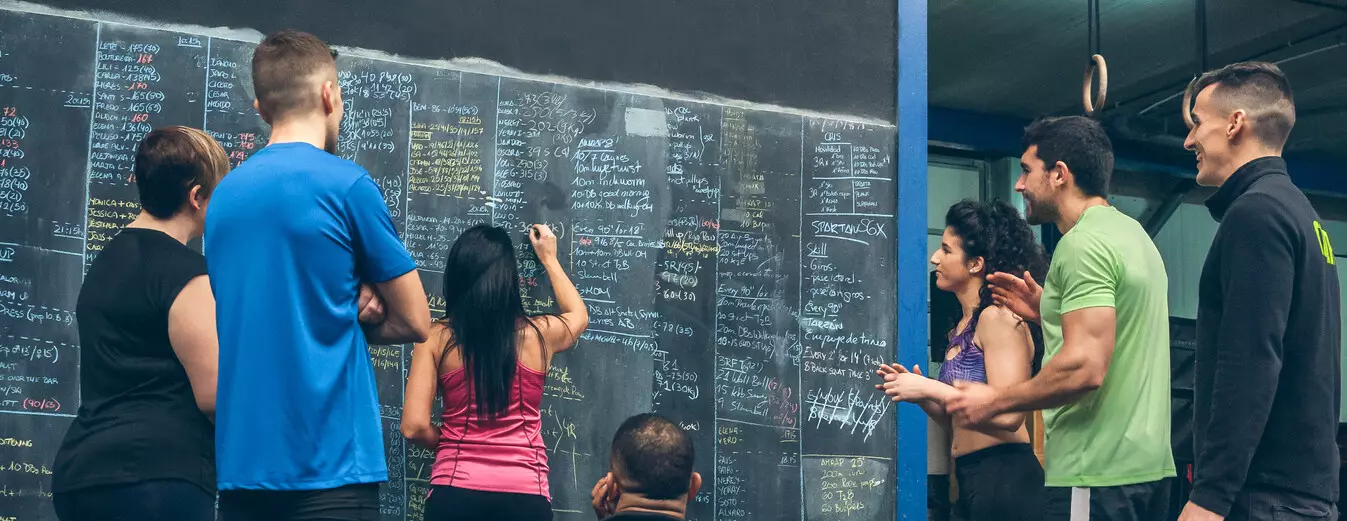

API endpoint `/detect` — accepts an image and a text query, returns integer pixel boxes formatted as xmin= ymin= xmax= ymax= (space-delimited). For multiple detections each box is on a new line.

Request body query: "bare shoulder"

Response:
xmin=978 ymin=304 xmax=1026 ymax=329
xmin=416 ymin=321 xmax=451 ymax=350
xmin=974 ymin=306 xmax=1033 ymax=360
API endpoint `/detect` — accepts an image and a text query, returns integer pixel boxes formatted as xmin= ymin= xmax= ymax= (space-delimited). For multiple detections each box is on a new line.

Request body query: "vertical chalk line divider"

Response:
xmin=403 ymin=71 xmax=414 ymax=521
xmin=77 ymin=21 xmax=104 ymax=405
xmin=202 ymin=38 xmax=211 ymax=137
xmin=200 ymin=36 xmax=219 ymax=511
xmin=491 ymin=76 xmax=501 ymax=228
xmin=797 ymin=115 xmax=806 ymax=520
xmin=895 ymin=0 xmax=930 ymax=519
xmin=712 ymin=103 xmax=723 ymax=516
xmin=200 ymin=36 xmax=211 ymax=258
xmin=81 ymin=22 xmax=101 ymax=278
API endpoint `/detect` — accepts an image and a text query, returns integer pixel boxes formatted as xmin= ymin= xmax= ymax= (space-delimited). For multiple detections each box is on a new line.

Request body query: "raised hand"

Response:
xmin=529 ymin=224 xmax=558 ymax=262
xmin=987 ymin=270 xmax=1043 ymax=323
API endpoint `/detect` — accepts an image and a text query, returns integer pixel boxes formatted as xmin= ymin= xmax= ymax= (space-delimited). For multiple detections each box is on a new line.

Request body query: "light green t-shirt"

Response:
xmin=1040 ymin=205 xmax=1176 ymax=487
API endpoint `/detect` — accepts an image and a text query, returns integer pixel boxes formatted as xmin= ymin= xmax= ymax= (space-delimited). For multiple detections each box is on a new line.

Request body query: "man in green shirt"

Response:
xmin=946 ymin=116 xmax=1176 ymax=521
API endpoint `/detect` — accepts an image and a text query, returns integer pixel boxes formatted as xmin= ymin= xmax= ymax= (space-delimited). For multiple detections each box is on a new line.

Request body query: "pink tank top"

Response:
xmin=430 ymin=361 xmax=550 ymax=499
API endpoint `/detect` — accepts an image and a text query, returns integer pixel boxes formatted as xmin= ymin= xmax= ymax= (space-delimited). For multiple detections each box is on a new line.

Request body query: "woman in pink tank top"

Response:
xmin=400 ymin=223 xmax=589 ymax=521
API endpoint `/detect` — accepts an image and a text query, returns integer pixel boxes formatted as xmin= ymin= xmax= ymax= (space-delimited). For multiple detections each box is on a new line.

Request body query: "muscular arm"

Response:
xmin=993 ymin=306 xmax=1114 ymax=413
xmin=346 ymin=176 xmax=430 ymax=344
xmin=364 ymin=271 xmax=431 ymax=345
xmin=994 ymin=229 xmax=1119 ymax=414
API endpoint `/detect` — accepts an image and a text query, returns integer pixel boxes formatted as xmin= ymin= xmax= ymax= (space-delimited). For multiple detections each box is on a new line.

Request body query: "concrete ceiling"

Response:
xmin=930 ymin=0 xmax=1347 ymax=163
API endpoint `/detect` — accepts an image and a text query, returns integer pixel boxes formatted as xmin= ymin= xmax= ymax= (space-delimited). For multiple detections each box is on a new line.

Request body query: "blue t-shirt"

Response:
xmin=204 ymin=142 xmax=416 ymax=490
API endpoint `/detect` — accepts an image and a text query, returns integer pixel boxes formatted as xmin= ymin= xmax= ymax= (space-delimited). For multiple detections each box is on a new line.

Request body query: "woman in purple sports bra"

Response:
xmin=876 ymin=200 xmax=1049 ymax=521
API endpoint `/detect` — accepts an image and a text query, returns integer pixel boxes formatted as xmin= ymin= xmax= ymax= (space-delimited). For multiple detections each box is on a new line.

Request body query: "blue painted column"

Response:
xmin=896 ymin=0 xmax=929 ymax=519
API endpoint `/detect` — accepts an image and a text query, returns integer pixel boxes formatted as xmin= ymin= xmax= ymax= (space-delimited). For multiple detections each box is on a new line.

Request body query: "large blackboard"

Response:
xmin=29 ymin=0 xmax=897 ymax=121
xmin=0 ymin=7 xmax=899 ymax=521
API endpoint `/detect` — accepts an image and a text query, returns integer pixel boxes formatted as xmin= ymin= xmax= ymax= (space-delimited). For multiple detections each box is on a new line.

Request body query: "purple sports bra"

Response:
xmin=937 ymin=315 xmax=988 ymax=385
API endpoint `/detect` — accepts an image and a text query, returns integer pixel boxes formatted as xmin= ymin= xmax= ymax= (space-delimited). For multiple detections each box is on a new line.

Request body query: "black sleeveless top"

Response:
xmin=51 ymin=228 xmax=214 ymax=493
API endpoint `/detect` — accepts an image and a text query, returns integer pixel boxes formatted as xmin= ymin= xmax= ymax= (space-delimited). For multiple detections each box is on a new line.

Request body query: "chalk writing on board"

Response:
xmin=409 ymin=119 xmax=485 ymax=198
xmin=814 ymin=456 xmax=885 ymax=516
xmin=84 ymin=27 xmax=207 ymax=267
xmin=0 ymin=433 xmax=57 ymax=505
xmin=88 ymin=40 xmax=166 ymax=184
xmin=716 ymin=424 xmax=801 ymax=520
xmin=202 ymin=39 xmax=270 ymax=167
xmin=84 ymin=197 xmax=137 ymax=258
xmin=379 ymin=418 xmax=405 ymax=518
xmin=0 ymin=8 xmax=905 ymax=520
xmin=0 ymin=106 xmax=28 ymax=216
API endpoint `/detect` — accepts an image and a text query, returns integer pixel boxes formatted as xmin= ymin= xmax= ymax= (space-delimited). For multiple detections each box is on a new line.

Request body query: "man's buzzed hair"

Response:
xmin=1192 ymin=61 xmax=1296 ymax=150
xmin=252 ymin=30 xmax=339 ymax=123
xmin=610 ymin=413 xmax=695 ymax=500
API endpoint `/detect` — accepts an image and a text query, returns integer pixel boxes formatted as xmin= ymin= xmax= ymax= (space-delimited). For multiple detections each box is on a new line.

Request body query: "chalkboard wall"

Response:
xmin=29 ymin=0 xmax=898 ymax=121
xmin=0 ymin=5 xmax=899 ymax=521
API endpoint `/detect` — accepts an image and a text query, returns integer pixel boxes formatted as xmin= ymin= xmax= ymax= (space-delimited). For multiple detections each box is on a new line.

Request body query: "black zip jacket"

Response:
xmin=1192 ymin=156 xmax=1341 ymax=516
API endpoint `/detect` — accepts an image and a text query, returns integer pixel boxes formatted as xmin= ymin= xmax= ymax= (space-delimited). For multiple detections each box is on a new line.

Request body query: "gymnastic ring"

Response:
xmin=1083 ymin=54 xmax=1108 ymax=116
xmin=1181 ymin=75 xmax=1198 ymax=129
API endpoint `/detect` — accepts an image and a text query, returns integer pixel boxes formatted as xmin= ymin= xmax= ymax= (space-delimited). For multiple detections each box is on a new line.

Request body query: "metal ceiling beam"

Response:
xmin=929 ymin=106 xmax=1347 ymax=196
xmin=1145 ymin=180 xmax=1197 ymax=237
xmin=1291 ymin=0 xmax=1347 ymax=14
xmin=1196 ymin=0 xmax=1208 ymax=71
xmin=1105 ymin=19 xmax=1347 ymax=114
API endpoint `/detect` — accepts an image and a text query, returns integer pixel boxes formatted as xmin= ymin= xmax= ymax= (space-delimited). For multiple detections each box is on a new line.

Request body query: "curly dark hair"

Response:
xmin=944 ymin=199 xmax=1050 ymax=373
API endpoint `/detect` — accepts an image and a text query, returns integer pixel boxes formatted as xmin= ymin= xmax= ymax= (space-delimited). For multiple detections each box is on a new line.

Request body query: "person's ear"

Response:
xmin=1050 ymin=161 xmax=1069 ymax=188
xmin=188 ymin=184 xmax=204 ymax=212
xmin=967 ymin=256 xmax=984 ymax=275
xmin=321 ymin=80 xmax=338 ymax=116
xmin=1227 ymin=109 xmax=1247 ymax=142
xmin=687 ymin=471 xmax=703 ymax=501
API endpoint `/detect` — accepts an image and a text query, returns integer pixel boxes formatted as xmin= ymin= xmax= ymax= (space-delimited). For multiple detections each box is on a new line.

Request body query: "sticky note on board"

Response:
xmin=624 ymin=108 xmax=667 ymax=138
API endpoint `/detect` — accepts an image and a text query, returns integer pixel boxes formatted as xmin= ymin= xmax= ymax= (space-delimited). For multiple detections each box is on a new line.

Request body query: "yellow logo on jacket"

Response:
xmin=1314 ymin=221 xmax=1335 ymax=265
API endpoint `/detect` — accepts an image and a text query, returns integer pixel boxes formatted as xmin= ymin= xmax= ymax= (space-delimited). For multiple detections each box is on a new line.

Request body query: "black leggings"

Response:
xmin=53 ymin=479 xmax=215 ymax=521
xmin=219 ymin=482 xmax=379 ymax=521
xmin=425 ymin=485 xmax=552 ymax=521
xmin=953 ymin=443 xmax=1046 ymax=521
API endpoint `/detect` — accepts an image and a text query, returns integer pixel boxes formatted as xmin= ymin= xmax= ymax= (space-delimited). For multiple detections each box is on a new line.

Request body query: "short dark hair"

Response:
xmin=1021 ymin=115 xmax=1114 ymax=197
xmin=252 ymin=30 xmax=339 ymax=122
xmin=1191 ymin=61 xmax=1295 ymax=149
xmin=134 ymin=126 xmax=229 ymax=218
xmin=610 ymin=413 xmax=695 ymax=500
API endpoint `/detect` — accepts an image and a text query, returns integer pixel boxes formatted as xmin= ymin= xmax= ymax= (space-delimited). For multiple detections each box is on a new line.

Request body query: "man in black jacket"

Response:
xmin=1179 ymin=60 xmax=1342 ymax=521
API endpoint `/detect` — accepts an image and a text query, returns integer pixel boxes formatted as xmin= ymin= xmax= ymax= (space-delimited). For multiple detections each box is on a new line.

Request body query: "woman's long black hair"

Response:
xmin=440 ymin=224 xmax=545 ymax=418
xmin=944 ymin=199 xmax=1051 ymax=373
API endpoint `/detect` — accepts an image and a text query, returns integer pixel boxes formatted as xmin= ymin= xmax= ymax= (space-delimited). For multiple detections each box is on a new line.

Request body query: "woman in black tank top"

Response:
xmin=50 ymin=127 xmax=230 ymax=521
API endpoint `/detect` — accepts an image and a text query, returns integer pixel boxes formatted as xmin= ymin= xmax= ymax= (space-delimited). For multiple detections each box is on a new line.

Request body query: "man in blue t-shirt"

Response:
xmin=204 ymin=30 xmax=430 ymax=520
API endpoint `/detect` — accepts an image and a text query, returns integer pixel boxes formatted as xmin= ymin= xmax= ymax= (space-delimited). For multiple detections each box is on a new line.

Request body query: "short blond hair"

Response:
xmin=133 ymin=126 xmax=230 ymax=218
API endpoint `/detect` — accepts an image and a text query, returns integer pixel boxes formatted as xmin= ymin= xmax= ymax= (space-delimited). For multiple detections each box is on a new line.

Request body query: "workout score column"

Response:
xmin=713 ymin=108 xmax=802 ymax=521
xmin=402 ymin=69 xmax=498 ymax=521
xmin=84 ymin=25 xmax=205 ymax=268
xmin=335 ymin=56 xmax=421 ymax=521
xmin=0 ymin=11 xmax=97 ymax=518
xmin=202 ymin=37 xmax=269 ymax=168
xmin=649 ymin=101 xmax=720 ymax=521
xmin=799 ymin=117 xmax=897 ymax=520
